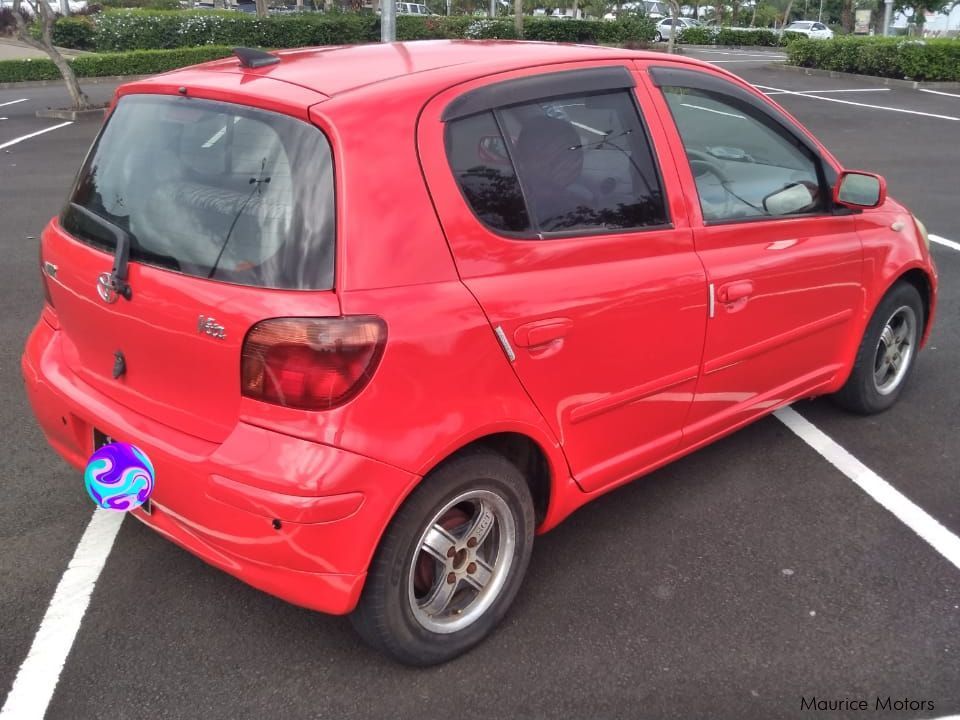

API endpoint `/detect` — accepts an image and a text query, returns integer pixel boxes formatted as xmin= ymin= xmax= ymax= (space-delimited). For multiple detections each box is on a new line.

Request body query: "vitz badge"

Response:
xmin=197 ymin=315 xmax=226 ymax=340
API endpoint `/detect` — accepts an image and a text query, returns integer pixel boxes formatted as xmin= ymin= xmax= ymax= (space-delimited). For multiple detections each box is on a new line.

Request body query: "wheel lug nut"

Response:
xmin=467 ymin=537 xmax=478 ymax=548
xmin=467 ymin=562 xmax=477 ymax=574
xmin=446 ymin=572 xmax=456 ymax=584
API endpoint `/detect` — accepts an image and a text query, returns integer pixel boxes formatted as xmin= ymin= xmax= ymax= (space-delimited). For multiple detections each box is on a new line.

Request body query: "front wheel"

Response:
xmin=350 ymin=451 xmax=535 ymax=666
xmin=654 ymin=31 xmax=663 ymax=42
xmin=832 ymin=282 xmax=924 ymax=414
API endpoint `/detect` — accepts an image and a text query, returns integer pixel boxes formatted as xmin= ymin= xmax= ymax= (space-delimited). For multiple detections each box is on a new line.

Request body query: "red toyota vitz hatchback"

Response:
xmin=23 ymin=41 xmax=937 ymax=665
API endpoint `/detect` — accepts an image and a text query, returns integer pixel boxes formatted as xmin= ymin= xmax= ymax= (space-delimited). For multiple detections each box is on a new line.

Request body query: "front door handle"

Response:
xmin=514 ymin=318 xmax=572 ymax=348
xmin=717 ymin=281 xmax=754 ymax=304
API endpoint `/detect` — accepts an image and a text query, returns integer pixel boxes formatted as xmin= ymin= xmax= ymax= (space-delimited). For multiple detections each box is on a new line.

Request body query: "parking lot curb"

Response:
xmin=0 ymin=74 xmax=152 ymax=90
xmin=678 ymin=44 xmax=788 ymax=52
xmin=766 ymin=63 xmax=960 ymax=90
xmin=35 ymin=106 xmax=109 ymax=120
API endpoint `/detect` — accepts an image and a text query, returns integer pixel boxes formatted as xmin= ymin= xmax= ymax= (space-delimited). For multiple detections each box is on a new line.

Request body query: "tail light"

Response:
xmin=241 ymin=317 xmax=387 ymax=410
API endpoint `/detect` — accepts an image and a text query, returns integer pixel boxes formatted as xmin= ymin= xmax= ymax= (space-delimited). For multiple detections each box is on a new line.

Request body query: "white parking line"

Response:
xmin=695 ymin=50 xmax=787 ymax=58
xmin=0 ymin=122 xmax=73 ymax=152
xmin=775 ymin=407 xmax=960 ymax=573
xmin=919 ymin=88 xmax=960 ymax=99
xmin=930 ymin=234 xmax=960 ymax=252
xmin=796 ymin=88 xmax=891 ymax=94
xmin=0 ymin=509 xmax=124 ymax=720
xmin=0 ymin=98 xmax=28 ymax=108
xmin=754 ymin=84 xmax=960 ymax=121
xmin=763 ymin=88 xmax=891 ymax=96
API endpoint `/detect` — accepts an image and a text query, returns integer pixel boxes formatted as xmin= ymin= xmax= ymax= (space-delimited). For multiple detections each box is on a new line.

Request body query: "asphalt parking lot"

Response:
xmin=1 ymin=49 xmax=958 ymax=720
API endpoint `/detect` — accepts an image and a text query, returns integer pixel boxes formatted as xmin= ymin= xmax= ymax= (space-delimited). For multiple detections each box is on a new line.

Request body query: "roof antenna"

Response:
xmin=233 ymin=47 xmax=280 ymax=69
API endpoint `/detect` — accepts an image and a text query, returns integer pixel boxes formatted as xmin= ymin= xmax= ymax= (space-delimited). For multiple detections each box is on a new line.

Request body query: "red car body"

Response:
xmin=22 ymin=42 xmax=937 ymax=617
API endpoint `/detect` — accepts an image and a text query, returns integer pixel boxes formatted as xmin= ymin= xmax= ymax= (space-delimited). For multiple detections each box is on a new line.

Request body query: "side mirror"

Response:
xmin=834 ymin=170 xmax=886 ymax=209
xmin=762 ymin=182 xmax=816 ymax=216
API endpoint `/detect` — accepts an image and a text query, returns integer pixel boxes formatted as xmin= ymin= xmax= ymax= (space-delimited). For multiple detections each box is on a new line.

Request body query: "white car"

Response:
xmin=784 ymin=20 xmax=834 ymax=39
xmin=654 ymin=17 xmax=700 ymax=42
xmin=396 ymin=2 xmax=435 ymax=15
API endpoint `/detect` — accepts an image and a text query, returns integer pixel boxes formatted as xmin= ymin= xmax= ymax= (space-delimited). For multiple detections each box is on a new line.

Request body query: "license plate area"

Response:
xmin=92 ymin=427 xmax=114 ymax=451
xmin=91 ymin=428 xmax=152 ymax=515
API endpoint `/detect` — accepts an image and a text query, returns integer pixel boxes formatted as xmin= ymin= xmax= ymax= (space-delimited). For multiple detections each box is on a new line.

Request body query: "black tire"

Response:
xmin=350 ymin=450 xmax=535 ymax=666
xmin=832 ymin=282 xmax=924 ymax=415
xmin=654 ymin=31 xmax=663 ymax=42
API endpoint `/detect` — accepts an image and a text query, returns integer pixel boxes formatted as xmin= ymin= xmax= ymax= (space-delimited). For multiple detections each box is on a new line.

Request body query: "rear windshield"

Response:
xmin=62 ymin=94 xmax=335 ymax=290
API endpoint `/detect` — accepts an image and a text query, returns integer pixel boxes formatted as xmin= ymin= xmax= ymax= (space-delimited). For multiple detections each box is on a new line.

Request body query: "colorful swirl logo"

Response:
xmin=84 ymin=442 xmax=155 ymax=511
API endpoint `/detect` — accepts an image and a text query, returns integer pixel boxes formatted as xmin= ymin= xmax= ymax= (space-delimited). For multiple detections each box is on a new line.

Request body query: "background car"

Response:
xmin=376 ymin=2 xmax=435 ymax=14
xmin=784 ymin=20 xmax=834 ymax=38
xmin=654 ymin=16 xmax=700 ymax=41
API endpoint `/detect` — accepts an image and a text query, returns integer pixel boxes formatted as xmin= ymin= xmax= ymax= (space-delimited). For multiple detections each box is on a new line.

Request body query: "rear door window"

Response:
xmin=63 ymin=94 xmax=335 ymax=290
xmin=445 ymin=88 xmax=668 ymax=236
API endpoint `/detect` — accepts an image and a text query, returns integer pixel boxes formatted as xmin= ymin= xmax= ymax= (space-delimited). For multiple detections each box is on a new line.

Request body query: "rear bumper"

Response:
xmin=21 ymin=316 xmax=419 ymax=615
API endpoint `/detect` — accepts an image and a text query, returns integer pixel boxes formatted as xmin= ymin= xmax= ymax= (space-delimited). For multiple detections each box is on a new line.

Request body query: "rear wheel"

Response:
xmin=654 ymin=31 xmax=663 ymax=42
xmin=350 ymin=451 xmax=535 ymax=666
xmin=832 ymin=282 xmax=924 ymax=414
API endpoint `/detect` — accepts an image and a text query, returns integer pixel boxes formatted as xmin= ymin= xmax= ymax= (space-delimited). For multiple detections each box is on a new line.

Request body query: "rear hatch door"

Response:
xmin=43 ymin=92 xmax=338 ymax=443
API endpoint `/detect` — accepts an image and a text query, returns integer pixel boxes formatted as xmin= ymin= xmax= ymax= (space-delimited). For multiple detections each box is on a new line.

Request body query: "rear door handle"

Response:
xmin=717 ymin=281 xmax=754 ymax=304
xmin=514 ymin=318 xmax=572 ymax=348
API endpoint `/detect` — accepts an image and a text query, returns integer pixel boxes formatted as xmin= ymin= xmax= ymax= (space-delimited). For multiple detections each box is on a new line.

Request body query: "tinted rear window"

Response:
xmin=63 ymin=95 xmax=335 ymax=290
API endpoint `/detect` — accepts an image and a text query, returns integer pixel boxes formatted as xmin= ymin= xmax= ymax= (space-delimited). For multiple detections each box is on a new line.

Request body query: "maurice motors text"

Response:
xmin=801 ymin=697 xmax=935 ymax=712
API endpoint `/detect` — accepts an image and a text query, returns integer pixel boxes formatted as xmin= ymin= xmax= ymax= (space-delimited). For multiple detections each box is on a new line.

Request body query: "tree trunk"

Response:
xmin=750 ymin=0 xmax=757 ymax=26
xmin=666 ymin=0 xmax=679 ymax=53
xmin=571 ymin=0 xmax=578 ymax=18
xmin=840 ymin=0 xmax=853 ymax=31
xmin=781 ymin=0 xmax=794 ymax=27
xmin=13 ymin=0 xmax=89 ymax=110
xmin=255 ymin=0 xmax=268 ymax=16
xmin=514 ymin=0 xmax=523 ymax=34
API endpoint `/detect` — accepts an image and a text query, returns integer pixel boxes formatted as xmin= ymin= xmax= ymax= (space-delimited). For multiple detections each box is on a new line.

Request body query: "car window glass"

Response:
xmin=446 ymin=111 xmax=531 ymax=233
xmin=662 ymin=19 xmax=672 ymax=25
xmin=660 ymin=86 xmax=824 ymax=222
xmin=64 ymin=94 xmax=335 ymax=289
xmin=496 ymin=89 xmax=668 ymax=234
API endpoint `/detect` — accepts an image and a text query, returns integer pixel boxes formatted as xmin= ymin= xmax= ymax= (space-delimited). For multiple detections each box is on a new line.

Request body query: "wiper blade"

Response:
xmin=69 ymin=202 xmax=133 ymax=301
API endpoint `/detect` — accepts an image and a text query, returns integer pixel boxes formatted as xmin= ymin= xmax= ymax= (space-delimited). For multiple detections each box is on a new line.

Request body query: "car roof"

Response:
xmin=149 ymin=40 xmax=691 ymax=99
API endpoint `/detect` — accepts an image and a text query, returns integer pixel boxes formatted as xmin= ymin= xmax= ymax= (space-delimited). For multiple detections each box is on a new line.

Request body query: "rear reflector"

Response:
xmin=39 ymin=243 xmax=54 ymax=308
xmin=241 ymin=317 xmax=386 ymax=410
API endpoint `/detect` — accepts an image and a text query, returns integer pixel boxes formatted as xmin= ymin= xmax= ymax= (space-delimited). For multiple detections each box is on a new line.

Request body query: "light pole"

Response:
xmin=817 ymin=0 xmax=823 ymax=22
xmin=381 ymin=0 xmax=396 ymax=41
xmin=883 ymin=0 xmax=893 ymax=35
xmin=490 ymin=0 xmax=496 ymax=16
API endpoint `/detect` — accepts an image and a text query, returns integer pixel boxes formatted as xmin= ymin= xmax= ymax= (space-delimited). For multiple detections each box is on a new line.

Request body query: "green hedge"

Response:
xmin=0 ymin=45 xmax=234 ymax=83
xmin=677 ymin=25 xmax=804 ymax=47
xmin=55 ymin=9 xmax=655 ymax=51
xmin=787 ymin=37 xmax=960 ymax=81
xmin=52 ymin=16 xmax=97 ymax=50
